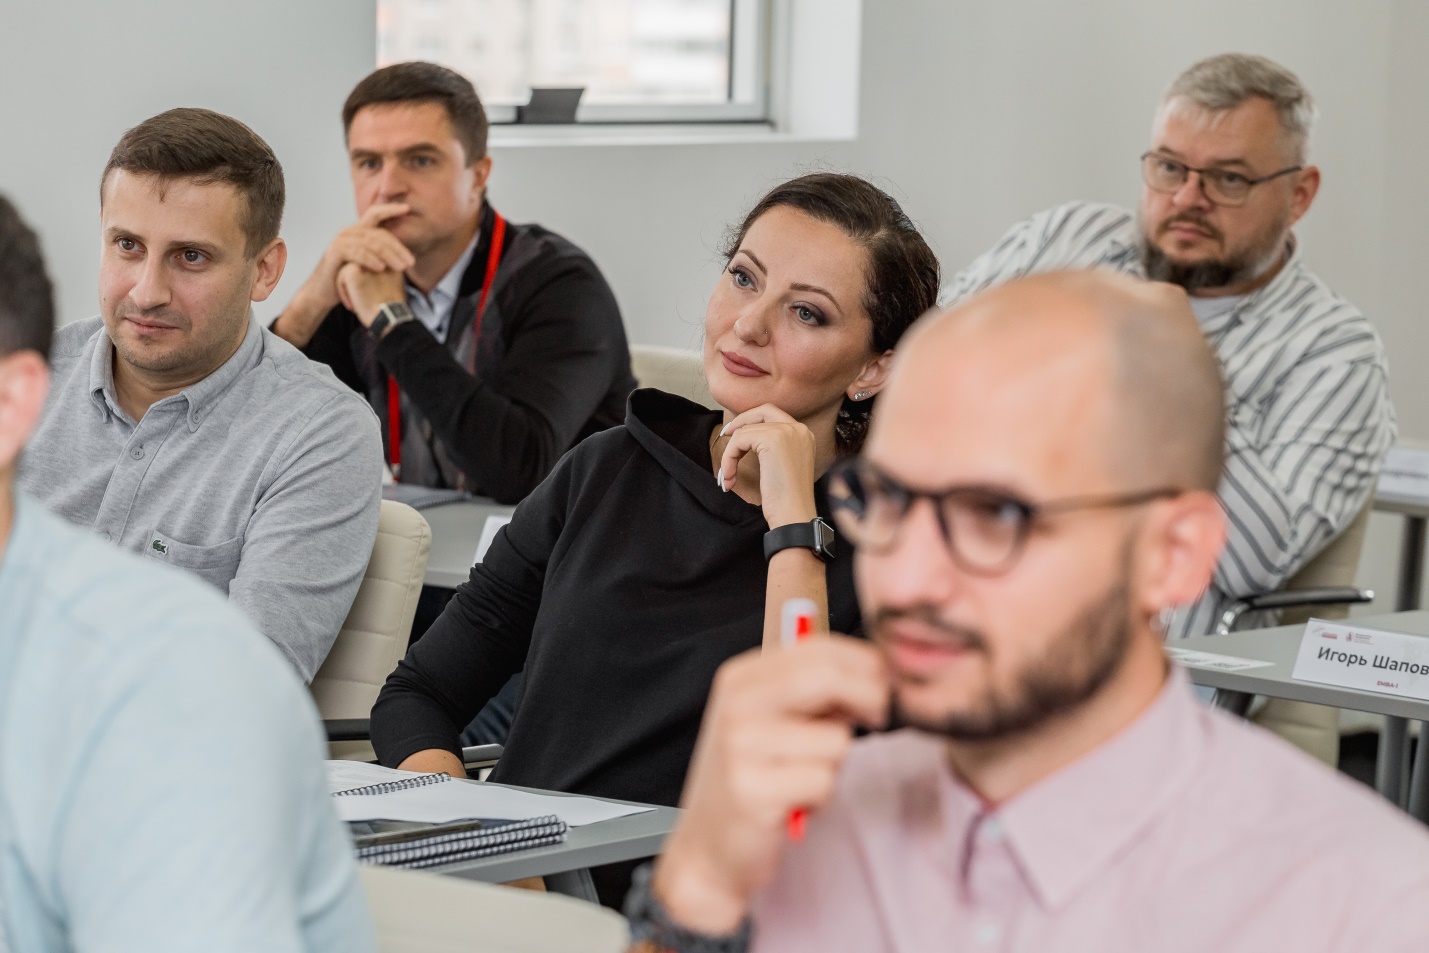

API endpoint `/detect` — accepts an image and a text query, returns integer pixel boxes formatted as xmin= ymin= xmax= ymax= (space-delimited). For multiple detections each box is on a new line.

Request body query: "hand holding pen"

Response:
xmin=650 ymin=629 xmax=889 ymax=937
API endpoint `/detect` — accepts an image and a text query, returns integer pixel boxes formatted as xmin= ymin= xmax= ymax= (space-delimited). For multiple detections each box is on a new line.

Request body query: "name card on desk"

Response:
xmin=1377 ymin=446 xmax=1429 ymax=502
xmin=472 ymin=514 xmax=513 ymax=565
xmin=1165 ymin=647 xmax=1273 ymax=672
xmin=1291 ymin=619 xmax=1429 ymax=701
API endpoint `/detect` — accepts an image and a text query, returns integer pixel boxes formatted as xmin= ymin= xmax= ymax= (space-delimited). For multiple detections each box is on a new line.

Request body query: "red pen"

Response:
xmin=781 ymin=598 xmax=818 ymax=841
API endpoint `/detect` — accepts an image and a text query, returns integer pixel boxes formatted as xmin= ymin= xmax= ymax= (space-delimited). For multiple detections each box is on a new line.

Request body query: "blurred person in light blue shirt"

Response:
xmin=0 ymin=195 xmax=375 ymax=952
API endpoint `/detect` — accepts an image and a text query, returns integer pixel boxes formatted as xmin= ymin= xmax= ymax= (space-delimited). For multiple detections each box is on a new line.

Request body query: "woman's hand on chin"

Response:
xmin=716 ymin=404 xmax=818 ymax=529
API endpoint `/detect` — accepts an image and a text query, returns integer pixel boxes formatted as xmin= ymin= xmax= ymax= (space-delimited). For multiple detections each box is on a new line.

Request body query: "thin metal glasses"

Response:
xmin=827 ymin=458 xmax=1182 ymax=576
xmin=1140 ymin=152 xmax=1302 ymax=207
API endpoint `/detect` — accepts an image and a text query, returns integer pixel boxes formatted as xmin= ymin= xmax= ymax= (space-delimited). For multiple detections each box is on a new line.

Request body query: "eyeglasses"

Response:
xmin=827 ymin=458 xmax=1182 ymax=576
xmin=1140 ymin=152 xmax=1302 ymax=207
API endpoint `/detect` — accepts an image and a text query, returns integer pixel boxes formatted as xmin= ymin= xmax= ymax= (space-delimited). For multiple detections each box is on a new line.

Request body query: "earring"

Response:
xmin=851 ymin=391 xmax=872 ymax=401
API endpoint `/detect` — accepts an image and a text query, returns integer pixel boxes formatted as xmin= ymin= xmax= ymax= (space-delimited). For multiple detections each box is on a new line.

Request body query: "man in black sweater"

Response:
xmin=273 ymin=62 xmax=635 ymax=504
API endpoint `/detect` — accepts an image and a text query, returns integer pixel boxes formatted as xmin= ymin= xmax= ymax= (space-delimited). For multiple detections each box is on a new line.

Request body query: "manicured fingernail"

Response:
xmin=719 ymin=423 xmax=731 ymax=436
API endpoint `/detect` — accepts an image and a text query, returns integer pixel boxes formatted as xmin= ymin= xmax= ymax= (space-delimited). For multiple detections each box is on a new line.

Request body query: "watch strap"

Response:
xmin=369 ymin=301 xmax=415 ymax=341
xmin=624 ymin=863 xmax=752 ymax=953
xmin=763 ymin=517 xmax=835 ymax=563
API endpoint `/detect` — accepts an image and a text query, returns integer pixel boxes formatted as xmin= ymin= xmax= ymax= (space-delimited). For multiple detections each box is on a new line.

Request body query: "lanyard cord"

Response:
xmin=388 ymin=212 xmax=507 ymax=481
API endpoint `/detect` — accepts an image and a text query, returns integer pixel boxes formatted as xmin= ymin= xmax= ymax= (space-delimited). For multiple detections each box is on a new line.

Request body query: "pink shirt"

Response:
xmin=750 ymin=669 xmax=1429 ymax=952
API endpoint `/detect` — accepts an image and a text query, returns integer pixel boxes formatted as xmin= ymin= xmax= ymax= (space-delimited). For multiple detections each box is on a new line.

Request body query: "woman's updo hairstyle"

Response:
xmin=722 ymin=172 xmax=940 ymax=455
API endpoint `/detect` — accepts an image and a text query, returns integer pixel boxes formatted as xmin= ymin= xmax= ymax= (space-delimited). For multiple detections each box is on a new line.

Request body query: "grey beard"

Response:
xmin=1140 ymin=233 xmax=1288 ymax=294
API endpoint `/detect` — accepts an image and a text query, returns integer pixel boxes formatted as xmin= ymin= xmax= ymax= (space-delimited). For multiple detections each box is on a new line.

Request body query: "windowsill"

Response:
xmin=488 ymin=122 xmax=854 ymax=149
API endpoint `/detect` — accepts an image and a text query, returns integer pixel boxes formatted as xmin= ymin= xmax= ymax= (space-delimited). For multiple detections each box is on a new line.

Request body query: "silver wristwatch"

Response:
xmin=368 ymin=301 xmax=415 ymax=341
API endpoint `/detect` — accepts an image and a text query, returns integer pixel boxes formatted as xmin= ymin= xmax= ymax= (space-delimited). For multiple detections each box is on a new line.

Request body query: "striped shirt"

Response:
xmin=942 ymin=201 xmax=1396 ymax=638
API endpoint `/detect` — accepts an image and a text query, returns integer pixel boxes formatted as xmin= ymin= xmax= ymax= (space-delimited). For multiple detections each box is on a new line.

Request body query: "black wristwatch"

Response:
xmin=763 ymin=517 xmax=836 ymax=563
xmin=368 ymin=301 xmax=415 ymax=341
xmin=624 ymin=863 xmax=752 ymax=953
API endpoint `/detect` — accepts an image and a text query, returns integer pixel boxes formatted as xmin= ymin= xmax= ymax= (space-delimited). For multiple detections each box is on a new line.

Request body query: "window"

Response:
xmin=377 ymin=0 xmax=770 ymax=124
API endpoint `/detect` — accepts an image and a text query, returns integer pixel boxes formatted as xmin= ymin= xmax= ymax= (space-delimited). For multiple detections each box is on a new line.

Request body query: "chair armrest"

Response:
xmin=462 ymin=744 xmax=504 ymax=770
xmin=1214 ymin=587 xmax=1375 ymax=635
xmin=1242 ymin=586 xmax=1375 ymax=612
xmin=324 ymin=718 xmax=372 ymax=742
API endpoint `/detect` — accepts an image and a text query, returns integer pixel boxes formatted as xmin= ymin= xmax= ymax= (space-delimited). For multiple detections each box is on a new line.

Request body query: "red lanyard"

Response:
xmin=388 ymin=212 xmax=506 ymax=481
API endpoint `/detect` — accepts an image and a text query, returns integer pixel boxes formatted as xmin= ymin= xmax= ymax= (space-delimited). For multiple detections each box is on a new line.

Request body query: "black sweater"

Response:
xmin=301 ymin=205 xmax=636 ymax=502
xmin=371 ymin=389 xmax=862 ymax=811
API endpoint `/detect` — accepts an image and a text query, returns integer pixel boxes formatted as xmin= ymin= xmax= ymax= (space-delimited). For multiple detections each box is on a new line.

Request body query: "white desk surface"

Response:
xmin=421 ymin=499 xmax=518 ymax=589
xmin=1176 ymin=610 xmax=1429 ymax=721
xmin=1373 ymin=492 xmax=1429 ymax=521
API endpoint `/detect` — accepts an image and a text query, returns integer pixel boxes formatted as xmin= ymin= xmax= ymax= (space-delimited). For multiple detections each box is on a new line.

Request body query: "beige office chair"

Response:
xmin=630 ymin=344 xmax=714 ymax=407
xmin=360 ymin=865 xmax=628 ymax=952
xmin=1213 ymin=503 xmax=1374 ymax=766
xmin=314 ymin=500 xmax=432 ymax=761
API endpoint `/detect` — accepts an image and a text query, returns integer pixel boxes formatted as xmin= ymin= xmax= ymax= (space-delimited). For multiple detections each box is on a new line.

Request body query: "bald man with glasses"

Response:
xmin=627 ymin=271 xmax=1429 ymax=953
xmin=942 ymin=53 xmax=1394 ymax=641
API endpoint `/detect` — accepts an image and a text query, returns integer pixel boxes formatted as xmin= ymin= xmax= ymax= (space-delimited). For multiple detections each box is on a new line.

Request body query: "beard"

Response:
xmin=106 ymin=298 xmax=250 ymax=378
xmin=1139 ymin=208 xmax=1290 ymax=294
xmin=880 ymin=578 xmax=1134 ymax=742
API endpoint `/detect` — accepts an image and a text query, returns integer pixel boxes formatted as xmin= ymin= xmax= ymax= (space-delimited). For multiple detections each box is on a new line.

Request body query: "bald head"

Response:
xmin=878 ymin=270 xmax=1224 ymax=493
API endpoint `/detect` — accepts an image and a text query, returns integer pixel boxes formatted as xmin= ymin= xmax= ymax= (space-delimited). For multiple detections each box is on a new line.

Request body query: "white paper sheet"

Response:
xmin=472 ymin=514 xmax=514 ymax=565
xmin=332 ymin=774 xmax=654 ymax=826
xmin=1165 ymin=647 xmax=1274 ymax=672
xmin=1377 ymin=446 xmax=1429 ymax=502
xmin=326 ymin=760 xmax=435 ymax=795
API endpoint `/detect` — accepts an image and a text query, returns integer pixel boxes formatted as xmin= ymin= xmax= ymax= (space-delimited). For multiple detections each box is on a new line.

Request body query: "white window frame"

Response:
xmin=404 ymin=0 xmax=865 ymax=147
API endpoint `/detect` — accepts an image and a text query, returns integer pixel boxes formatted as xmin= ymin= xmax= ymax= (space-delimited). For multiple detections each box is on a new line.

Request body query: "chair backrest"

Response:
xmin=629 ymin=344 xmax=713 ymax=407
xmin=360 ymin=865 xmax=629 ymax=953
xmin=312 ymin=500 xmax=431 ymax=758
xmin=1279 ymin=502 xmax=1373 ymax=625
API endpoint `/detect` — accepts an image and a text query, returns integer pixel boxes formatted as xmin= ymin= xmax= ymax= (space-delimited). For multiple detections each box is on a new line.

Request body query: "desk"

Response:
xmin=428 ymin=780 xmax=679 ymax=901
xmin=421 ymin=499 xmax=517 ymax=589
xmin=1176 ymin=610 xmax=1429 ymax=821
xmin=1370 ymin=493 xmax=1429 ymax=809
xmin=1372 ymin=492 xmax=1429 ymax=611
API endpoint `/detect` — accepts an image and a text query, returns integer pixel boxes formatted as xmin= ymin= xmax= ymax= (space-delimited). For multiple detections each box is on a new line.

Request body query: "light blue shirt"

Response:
xmin=0 ymin=493 xmax=375 ymax=953
xmin=405 ymin=230 xmax=480 ymax=343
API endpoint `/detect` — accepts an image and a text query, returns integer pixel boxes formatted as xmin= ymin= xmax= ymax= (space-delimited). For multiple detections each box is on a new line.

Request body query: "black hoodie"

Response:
xmin=371 ymin=389 xmax=862 ymax=900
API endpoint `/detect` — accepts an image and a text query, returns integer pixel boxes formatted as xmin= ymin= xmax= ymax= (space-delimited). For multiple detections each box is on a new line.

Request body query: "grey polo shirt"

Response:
xmin=18 ymin=315 xmax=384 ymax=680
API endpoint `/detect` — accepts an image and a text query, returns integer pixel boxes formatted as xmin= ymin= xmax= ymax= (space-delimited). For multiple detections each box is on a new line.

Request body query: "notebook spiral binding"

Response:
xmin=357 ymin=816 xmax=568 ymax=868
xmin=333 ymin=772 xmax=449 ymax=798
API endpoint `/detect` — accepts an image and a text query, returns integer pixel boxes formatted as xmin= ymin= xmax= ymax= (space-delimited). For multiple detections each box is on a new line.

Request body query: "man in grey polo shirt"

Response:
xmin=19 ymin=108 xmax=383 ymax=680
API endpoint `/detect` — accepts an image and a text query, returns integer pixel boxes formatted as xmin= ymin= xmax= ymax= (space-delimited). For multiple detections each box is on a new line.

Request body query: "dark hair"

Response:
xmin=100 ymin=108 xmax=285 ymax=258
xmin=0 ymin=196 xmax=54 ymax=361
xmin=343 ymin=62 xmax=489 ymax=163
xmin=723 ymin=173 xmax=940 ymax=454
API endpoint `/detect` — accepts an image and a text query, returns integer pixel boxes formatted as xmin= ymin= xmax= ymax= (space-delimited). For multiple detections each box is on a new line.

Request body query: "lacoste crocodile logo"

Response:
xmin=151 ymin=539 xmax=168 ymax=556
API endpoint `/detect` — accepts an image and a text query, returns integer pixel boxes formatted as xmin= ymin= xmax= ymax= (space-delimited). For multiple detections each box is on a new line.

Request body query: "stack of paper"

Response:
xmin=325 ymin=761 xmax=655 ymax=826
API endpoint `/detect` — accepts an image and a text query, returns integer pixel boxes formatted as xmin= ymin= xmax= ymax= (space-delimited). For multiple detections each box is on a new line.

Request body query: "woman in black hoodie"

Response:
xmin=370 ymin=172 xmax=941 ymax=904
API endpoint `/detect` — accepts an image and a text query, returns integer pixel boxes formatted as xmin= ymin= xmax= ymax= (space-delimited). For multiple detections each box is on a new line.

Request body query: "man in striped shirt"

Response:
xmin=942 ymin=53 xmax=1395 ymax=639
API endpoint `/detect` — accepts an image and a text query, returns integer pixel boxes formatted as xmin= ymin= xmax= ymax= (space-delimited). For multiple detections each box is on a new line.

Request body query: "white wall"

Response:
xmin=2 ymin=0 xmax=1426 ymax=608
xmin=0 ymin=0 xmax=374 ymax=328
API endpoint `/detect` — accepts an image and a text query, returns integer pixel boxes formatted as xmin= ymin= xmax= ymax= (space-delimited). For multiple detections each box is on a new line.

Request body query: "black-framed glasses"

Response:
xmin=1140 ymin=152 xmax=1302 ymax=207
xmin=827 ymin=458 xmax=1182 ymax=576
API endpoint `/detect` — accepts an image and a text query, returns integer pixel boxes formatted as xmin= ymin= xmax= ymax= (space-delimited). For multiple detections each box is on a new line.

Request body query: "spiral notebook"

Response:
xmin=325 ymin=761 xmax=655 ymax=827
xmin=348 ymin=815 xmax=568 ymax=869
xmin=332 ymin=766 xmax=568 ymax=868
